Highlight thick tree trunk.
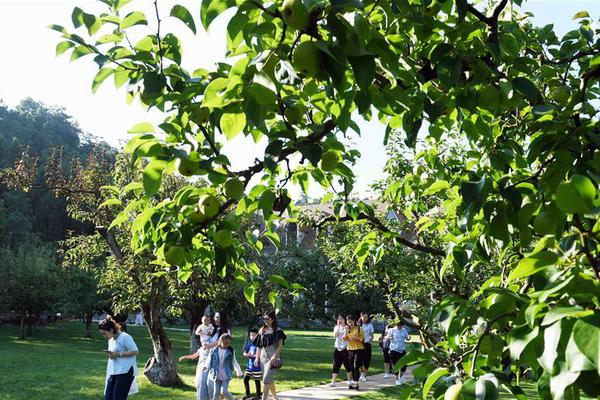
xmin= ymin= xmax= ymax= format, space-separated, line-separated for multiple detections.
xmin=188 ymin=300 xmax=209 ymax=353
xmin=84 ymin=312 xmax=93 ymax=338
xmin=142 ymin=298 xmax=182 ymax=387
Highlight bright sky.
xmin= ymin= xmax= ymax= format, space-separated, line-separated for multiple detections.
xmin=0 ymin=0 xmax=597 ymax=198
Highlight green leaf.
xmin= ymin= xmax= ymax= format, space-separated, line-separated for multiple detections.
xmin=509 ymin=324 xmax=539 ymax=360
xmin=99 ymin=198 xmax=121 ymax=208
xmin=555 ymin=174 xmax=596 ymax=214
xmin=55 ymin=41 xmax=75 ymax=56
xmin=573 ymin=11 xmax=590 ymax=19
xmin=243 ymin=285 xmax=255 ymax=305
xmin=170 ymin=5 xmax=196 ymax=34
xmin=422 ymin=367 xmax=449 ymax=399
xmin=512 ymin=77 xmax=539 ymax=103
xmin=573 ymin=316 xmax=600 ymax=373
xmin=143 ymin=159 xmax=166 ymax=196
xmin=349 ymin=56 xmax=376 ymax=90
xmin=508 ymin=251 xmax=559 ymax=281
xmin=423 ymin=180 xmax=450 ymax=196
xmin=92 ymin=67 xmax=114 ymax=94
xmin=200 ymin=0 xmax=236 ymax=30
xmin=71 ymin=7 xmax=84 ymax=28
xmin=128 ymin=122 xmax=156 ymax=134
xmin=121 ymin=11 xmax=147 ymax=29
xmin=268 ymin=274 xmax=290 ymax=289
xmin=220 ymin=111 xmax=246 ymax=140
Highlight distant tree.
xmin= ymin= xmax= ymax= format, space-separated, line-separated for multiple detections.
xmin=0 ymin=242 xmax=63 ymax=338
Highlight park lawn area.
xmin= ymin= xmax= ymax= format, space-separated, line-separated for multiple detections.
xmin=0 ymin=321 xmax=384 ymax=400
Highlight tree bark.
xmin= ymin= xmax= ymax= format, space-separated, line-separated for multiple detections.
xmin=142 ymin=297 xmax=182 ymax=387
xmin=20 ymin=314 xmax=26 ymax=339
xmin=188 ymin=300 xmax=209 ymax=353
xmin=84 ymin=312 xmax=93 ymax=338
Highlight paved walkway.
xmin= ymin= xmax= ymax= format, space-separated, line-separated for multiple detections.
xmin=278 ymin=369 xmax=414 ymax=400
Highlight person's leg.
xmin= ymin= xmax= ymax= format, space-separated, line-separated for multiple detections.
xmin=198 ymin=371 xmax=210 ymax=400
xmin=254 ymin=378 xmax=262 ymax=398
xmin=364 ymin=343 xmax=372 ymax=376
xmin=112 ymin=369 xmax=135 ymax=400
xmin=221 ymin=379 xmax=236 ymax=400
xmin=105 ymin=375 xmax=116 ymax=400
xmin=269 ymin=381 xmax=277 ymax=399
xmin=398 ymin=351 xmax=408 ymax=378
xmin=261 ymin=383 xmax=271 ymax=400
xmin=331 ymin=349 xmax=342 ymax=385
xmin=244 ymin=374 xmax=252 ymax=398
xmin=383 ymin=348 xmax=391 ymax=376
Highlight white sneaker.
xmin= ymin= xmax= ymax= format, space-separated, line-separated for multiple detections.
xmin=328 ymin=382 xmax=336 ymax=387
xmin=359 ymin=374 xmax=367 ymax=382
xmin=383 ymin=373 xmax=392 ymax=379
xmin=395 ymin=378 xmax=404 ymax=386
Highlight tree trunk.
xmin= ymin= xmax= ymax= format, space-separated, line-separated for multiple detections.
xmin=84 ymin=312 xmax=93 ymax=338
xmin=20 ymin=314 xmax=26 ymax=339
xmin=142 ymin=298 xmax=182 ymax=387
xmin=26 ymin=313 xmax=33 ymax=337
xmin=188 ymin=300 xmax=209 ymax=353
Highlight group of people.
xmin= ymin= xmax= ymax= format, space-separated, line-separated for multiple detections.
xmin=179 ymin=310 xmax=285 ymax=400
xmin=330 ymin=312 xmax=410 ymax=390
xmin=98 ymin=310 xmax=410 ymax=400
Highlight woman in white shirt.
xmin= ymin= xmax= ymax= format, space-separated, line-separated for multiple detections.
xmin=329 ymin=315 xmax=352 ymax=387
xmin=99 ymin=317 xmax=139 ymax=400
xmin=386 ymin=320 xmax=411 ymax=385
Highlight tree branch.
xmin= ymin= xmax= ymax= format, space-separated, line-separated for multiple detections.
xmin=316 ymin=212 xmax=446 ymax=257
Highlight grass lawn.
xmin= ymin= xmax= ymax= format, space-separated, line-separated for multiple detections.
xmin=0 ymin=321 xmax=385 ymax=400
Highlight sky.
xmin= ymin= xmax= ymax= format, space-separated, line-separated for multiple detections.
xmin=0 ymin=0 xmax=598 ymax=198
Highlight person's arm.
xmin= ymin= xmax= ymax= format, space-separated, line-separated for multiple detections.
xmin=178 ymin=352 xmax=200 ymax=362
xmin=333 ymin=326 xmax=338 ymax=338
xmin=271 ymin=338 xmax=283 ymax=362
xmin=254 ymin=346 xmax=261 ymax=366
xmin=108 ymin=334 xmax=139 ymax=359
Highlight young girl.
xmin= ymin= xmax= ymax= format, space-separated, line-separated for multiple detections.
xmin=207 ymin=334 xmax=242 ymax=400
xmin=242 ymin=328 xmax=262 ymax=400
xmin=342 ymin=315 xmax=364 ymax=391
xmin=99 ymin=317 xmax=139 ymax=400
xmin=329 ymin=315 xmax=352 ymax=387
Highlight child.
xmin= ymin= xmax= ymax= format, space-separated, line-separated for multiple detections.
xmin=242 ymin=328 xmax=262 ymax=400
xmin=196 ymin=315 xmax=215 ymax=344
xmin=207 ymin=334 xmax=242 ymax=400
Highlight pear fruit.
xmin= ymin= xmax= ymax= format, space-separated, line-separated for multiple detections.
xmin=281 ymin=0 xmax=309 ymax=32
xmin=177 ymin=158 xmax=200 ymax=177
xmin=284 ymin=103 xmax=306 ymax=124
xmin=320 ymin=150 xmax=339 ymax=171
xmin=198 ymin=194 xmax=221 ymax=219
xmin=292 ymin=41 xmax=322 ymax=78
xmin=164 ymin=246 xmax=185 ymax=266
xmin=214 ymin=229 xmax=233 ymax=248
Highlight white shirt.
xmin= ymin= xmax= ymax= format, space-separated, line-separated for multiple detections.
xmin=106 ymin=332 xmax=138 ymax=376
xmin=362 ymin=323 xmax=374 ymax=343
xmin=388 ymin=326 xmax=410 ymax=352
xmin=105 ymin=332 xmax=139 ymax=395
xmin=333 ymin=325 xmax=349 ymax=350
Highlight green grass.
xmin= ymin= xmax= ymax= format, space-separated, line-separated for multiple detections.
xmin=0 ymin=321 xmax=385 ymax=400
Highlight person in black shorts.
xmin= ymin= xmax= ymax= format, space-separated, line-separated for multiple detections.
xmin=378 ymin=323 xmax=393 ymax=379
xmin=358 ymin=312 xmax=374 ymax=382
xmin=329 ymin=315 xmax=353 ymax=387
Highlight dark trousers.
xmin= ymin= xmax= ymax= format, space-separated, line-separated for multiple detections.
xmin=244 ymin=374 xmax=261 ymax=397
xmin=105 ymin=367 xmax=134 ymax=400
xmin=348 ymin=349 xmax=364 ymax=382
xmin=363 ymin=343 xmax=372 ymax=369
xmin=390 ymin=350 xmax=407 ymax=376
xmin=332 ymin=348 xmax=352 ymax=374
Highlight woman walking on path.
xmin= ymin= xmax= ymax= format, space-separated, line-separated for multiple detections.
xmin=242 ymin=328 xmax=262 ymax=400
xmin=387 ymin=320 xmax=411 ymax=385
xmin=329 ymin=315 xmax=352 ymax=387
xmin=359 ymin=312 xmax=374 ymax=382
xmin=254 ymin=310 xmax=286 ymax=400
xmin=343 ymin=315 xmax=364 ymax=391
xmin=99 ymin=317 xmax=139 ymax=400
xmin=207 ymin=334 xmax=243 ymax=400
xmin=378 ymin=323 xmax=393 ymax=379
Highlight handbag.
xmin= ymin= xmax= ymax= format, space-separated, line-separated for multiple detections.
xmin=270 ymin=357 xmax=283 ymax=369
